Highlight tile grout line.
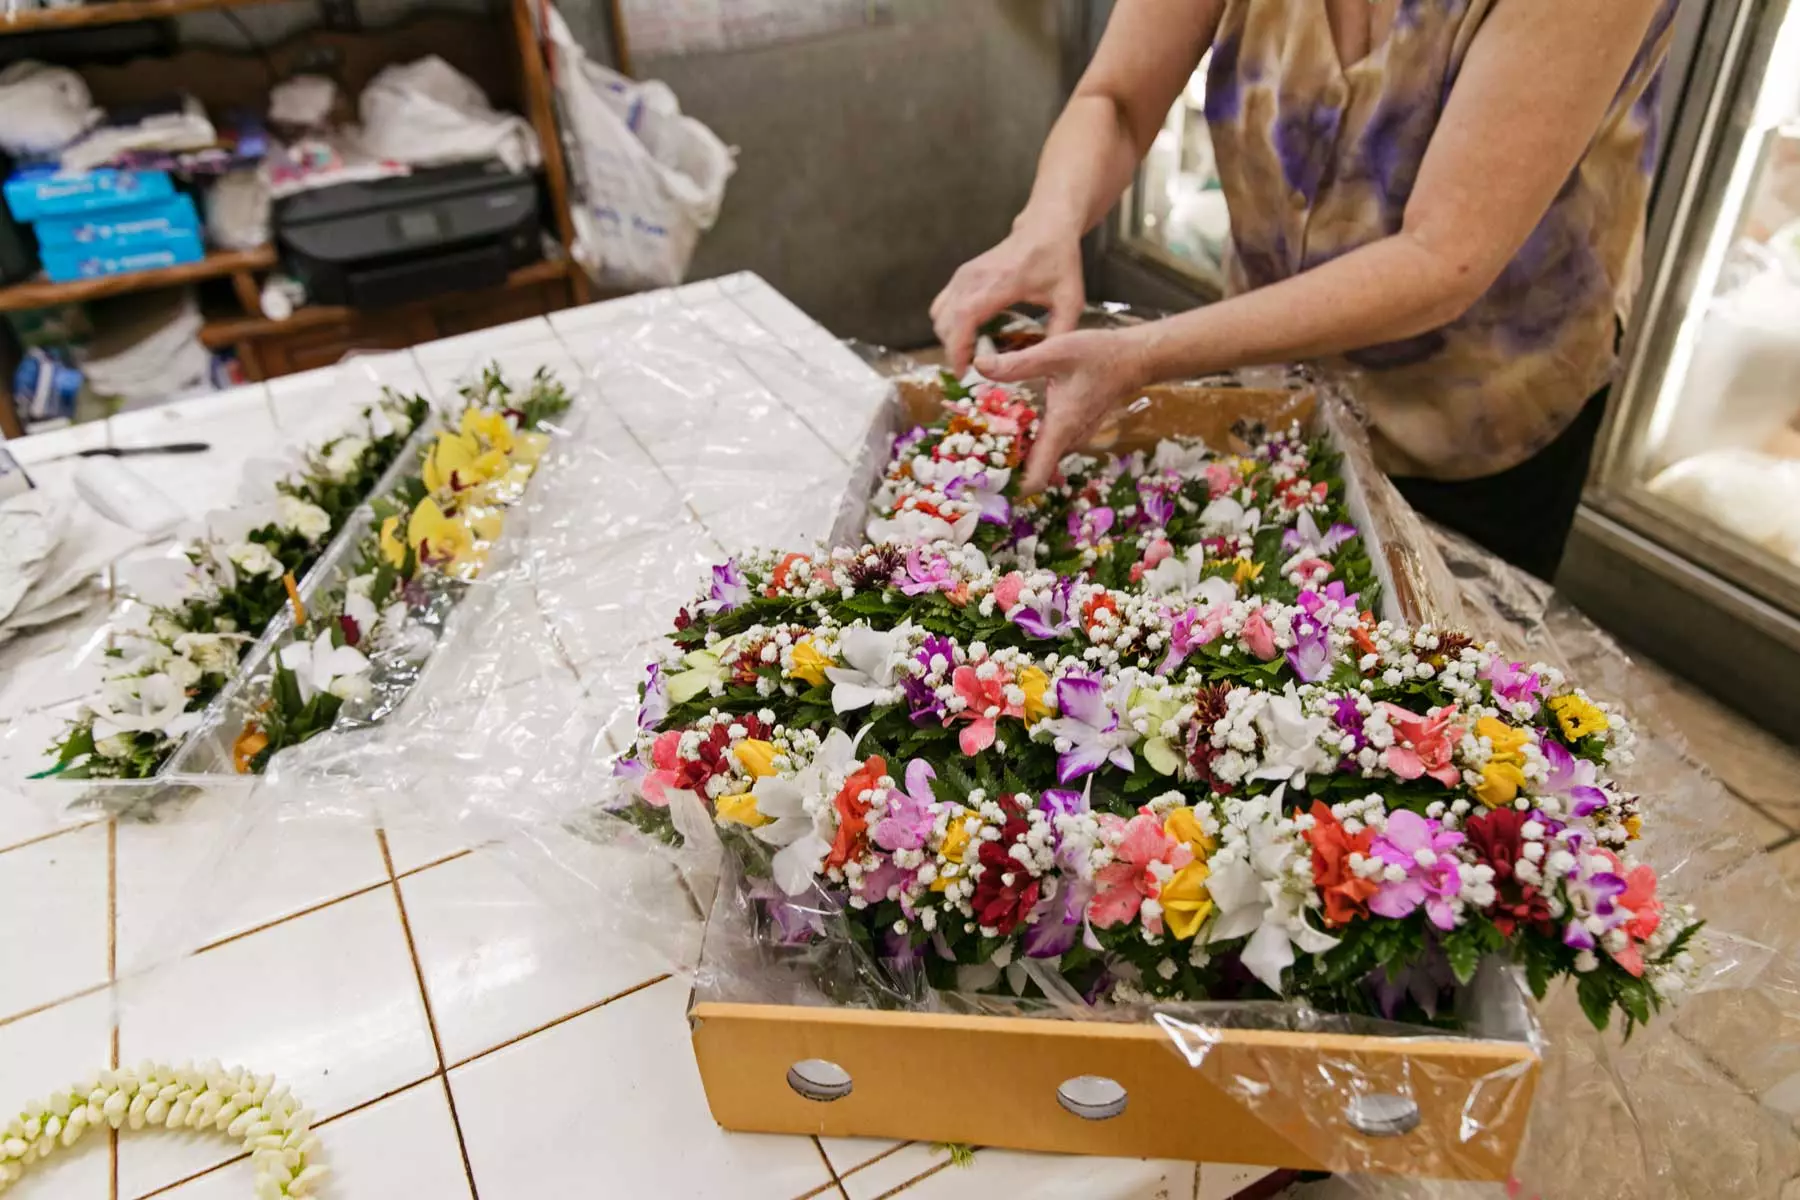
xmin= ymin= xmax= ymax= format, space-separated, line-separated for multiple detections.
xmin=0 ymin=817 xmax=105 ymax=861
xmin=442 ymin=973 xmax=672 ymax=1071
xmin=376 ymin=830 xmax=481 ymax=1200
xmin=807 ymin=1135 xmax=852 ymax=1200
xmin=835 ymin=1141 xmax=913 ymax=1182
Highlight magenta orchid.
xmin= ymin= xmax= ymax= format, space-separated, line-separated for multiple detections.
xmin=1010 ymin=576 xmax=1075 ymax=640
xmin=1160 ymin=604 xmax=1225 ymax=675
xmin=1068 ymin=505 xmax=1116 ymax=549
xmin=900 ymin=549 xmax=956 ymax=597
xmin=1368 ymin=810 xmax=1466 ymax=931
xmin=1040 ymin=673 xmax=1136 ymax=783
xmin=873 ymin=759 xmax=939 ymax=852
xmin=1541 ymin=739 xmax=1609 ymax=818
xmin=1483 ymin=659 xmax=1546 ymax=710
xmin=1285 ymin=614 xmax=1333 ymax=683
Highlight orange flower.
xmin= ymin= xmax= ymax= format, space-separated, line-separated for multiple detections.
xmin=1082 ymin=591 xmax=1120 ymax=635
xmin=768 ymin=552 xmax=810 ymax=596
xmin=824 ymin=755 xmax=888 ymax=872
xmin=233 ymin=722 xmax=269 ymax=774
xmin=1304 ymin=800 xmax=1380 ymax=927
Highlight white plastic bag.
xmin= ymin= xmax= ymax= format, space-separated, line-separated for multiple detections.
xmin=358 ymin=56 xmax=542 ymax=174
xmin=543 ymin=5 xmax=735 ymax=289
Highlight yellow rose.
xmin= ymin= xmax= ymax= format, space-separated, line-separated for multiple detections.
xmin=733 ymin=739 xmax=778 ymax=779
xmin=1018 ymin=666 xmax=1053 ymax=725
xmin=1476 ymin=716 xmax=1529 ymax=765
xmin=1474 ymin=760 xmax=1528 ymax=809
xmin=931 ymin=811 xmax=979 ymax=893
xmin=788 ymin=640 xmax=831 ymax=687
xmin=1160 ymin=862 xmax=1214 ymax=942
xmin=714 ymin=793 xmax=771 ymax=828
xmin=1163 ymin=806 xmax=1215 ymax=855
xmin=1549 ymin=694 xmax=1608 ymax=741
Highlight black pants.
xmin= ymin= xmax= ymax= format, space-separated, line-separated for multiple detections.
xmin=1390 ymin=388 xmax=1608 ymax=583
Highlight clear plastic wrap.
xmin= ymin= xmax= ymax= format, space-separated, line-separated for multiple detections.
xmin=92 ymin=282 xmax=1800 ymax=1195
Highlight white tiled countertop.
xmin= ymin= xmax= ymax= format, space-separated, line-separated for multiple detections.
xmin=0 ymin=276 xmax=1279 ymax=1200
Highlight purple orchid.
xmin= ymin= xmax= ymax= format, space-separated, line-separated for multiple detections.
xmin=748 ymin=879 xmax=827 ymax=945
xmin=873 ymin=760 xmax=938 ymax=852
xmin=638 ymin=663 xmax=669 ymax=731
xmin=1136 ymin=475 xmax=1178 ymax=529
xmin=1330 ymin=697 xmax=1369 ymax=753
xmin=881 ymin=925 xmax=927 ymax=972
xmin=1541 ymin=739 xmax=1609 ymax=818
xmin=1297 ymin=580 xmax=1361 ymax=617
xmin=704 ymin=559 xmax=749 ymax=613
xmin=1282 ymin=508 xmax=1357 ymax=556
xmin=1011 ymin=576 xmax=1075 ymax=640
xmin=1022 ymin=877 xmax=1094 ymax=958
xmin=1483 ymin=659 xmax=1545 ymax=709
xmin=900 ymin=675 xmax=945 ymax=725
xmin=1286 ymin=615 xmax=1333 ymax=683
xmin=900 ymin=549 xmax=956 ymax=597
xmin=1159 ymin=604 xmax=1224 ymax=676
xmin=1561 ymin=847 xmax=1628 ymax=951
xmin=1041 ymin=673 xmax=1136 ymax=784
xmin=1368 ymin=810 xmax=1465 ymax=931
xmin=945 ymin=470 xmax=1012 ymax=526
xmin=1038 ymin=787 xmax=1089 ymax=819
xmin=892 ymin=425 xmax=928 ymax=457
xmin=1067 ymin=506 xmax=1116 ymax=549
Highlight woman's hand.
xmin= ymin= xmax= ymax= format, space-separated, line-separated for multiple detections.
xmin=930 ymin=221 xmax=1086 ymax=374
xmin=976 ymin=327 xmax=1154 ymax=494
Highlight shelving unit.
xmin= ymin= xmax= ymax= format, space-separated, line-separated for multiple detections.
xmin=0 ymin=0 xmax=587 ymax=439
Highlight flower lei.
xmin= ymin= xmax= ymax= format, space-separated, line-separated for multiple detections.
xmin=621 ymin=380 xmax=1704 ymax=1035
xmin=38 ymin=390 xmax=431 ymax=782
xmin=0 ymin=1062 xmax=323 ymax=1196
xmin=231 ymin=366 xmax=574 ymax=775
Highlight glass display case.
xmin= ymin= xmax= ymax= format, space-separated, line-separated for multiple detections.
xmin=1563 ymin=0 xmax=1800 ymax=741
xmin=1116 ymin=56 xmax=1228 ymax=293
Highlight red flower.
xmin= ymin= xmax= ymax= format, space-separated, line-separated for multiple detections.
xmin=824 ymin=755 xmax=887 ymax=872
xmin=1082 ymin=591 xmax=1120 ymax=635
xmin=767 ymin=552 xmax=809 ymax=596
xmin=1304 ymin=801 xmax=1379 ymax=927
xmin=672 ymin=715 xmax=771 ymax=795
xmin=969 ymin=796 xmax=1040 ymax=935
xmin=1464 ymin=809 xmax=1553 ymax=936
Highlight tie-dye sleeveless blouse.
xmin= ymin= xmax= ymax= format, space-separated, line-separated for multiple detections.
xmin=1204 ymin=0 xmax=1675 ymax=479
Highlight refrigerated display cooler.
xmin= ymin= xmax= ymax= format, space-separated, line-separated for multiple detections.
xmin=1561 ymin=0 xmax=1800 ymax=742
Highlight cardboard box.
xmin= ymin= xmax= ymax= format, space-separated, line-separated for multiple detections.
xmin=690 ymin=376 xmax=1539 ymax=1179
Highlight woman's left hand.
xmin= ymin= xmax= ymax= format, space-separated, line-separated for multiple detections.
xmin=976 ymin=328 xmax=1154 ymax=494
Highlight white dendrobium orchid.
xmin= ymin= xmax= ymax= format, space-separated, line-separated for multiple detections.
xmin=750 ymin=727 xmax=860 ymax=895
xmin=825 ymin=622 xmax=916 ymax=713
xmin=321 ymin=435 xmax=371 ymax=482
xmin=1204 ymin=787 xmax=1340 ymax=994
xmin=277 ymin=633 xmax=372 ymax=704
xmin=225 ymin=540 xmax=283 ymax=580
xmin=1198 ymin=494 xmax=1260 ymax=538
xmin=172 ymin=632 xmax=241 ymax=675
xmin=1248 ymin=684 xmax=1335 ymax=787
xmin=1151 ymin=438 xmax=1212 ymax=474
xmin=88 ymin=674 xmax=201 ymax=743
xmin=275 ymin=495 xmax=332 ymax=543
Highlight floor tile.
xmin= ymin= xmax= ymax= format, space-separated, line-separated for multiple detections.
xmin=452 ymin=978 xmax=831 ymax=1200
xmin=154 ymin=1078 xmax=473 ymax=1200
xmin=402 ymin=841 xmax=698 ymax=1066
xmin=0 ymin=992 xmax=115 ymax=1199
xmin=385 ymin=825 xmax=473 ymax=876
xmin=114 ymin=788 xmax=389 ymax=970
xmin=830 ymin=1141 xmax=954 ymax=1199
xmin=0 ymin=822 xmax=109 ymax=1021
xmin=0 ymin=702 xmax=107 ymax=849
xmin=115 ymin=889 xmax=438 ymax=1197
xmin=886 ymin=1147 xmax=1197 ymax=1200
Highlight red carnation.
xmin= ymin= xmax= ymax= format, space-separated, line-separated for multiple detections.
xmin=1463 ymin=808 xmax=1554 ymax=936
xmin=969 ymin=796 xmax=1041 ymax=936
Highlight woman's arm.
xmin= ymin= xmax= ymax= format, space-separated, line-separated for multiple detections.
xmin=986 ymin=0 xmax=1666 ymax=491
xmin=930 ymin=0 xmax=1221 ymax=370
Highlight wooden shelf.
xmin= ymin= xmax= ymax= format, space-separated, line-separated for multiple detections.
xmin=198 ymin=258 xmax=576 ymax=348
xmin=0 ymin=245 xmax=275 ymax=312
xmin=0 ymin=0 xmax=284 ymax=34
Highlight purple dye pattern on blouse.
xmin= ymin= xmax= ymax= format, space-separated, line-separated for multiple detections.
xmin=1204 ymin=0 xmax=1675 ymax=481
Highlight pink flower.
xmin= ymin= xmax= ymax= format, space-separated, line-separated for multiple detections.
xmin=1368 ymin=810 xmax=1466 ymax=930
xmin=993 ymin=571 xmax=1025 ymax=613
xmin=949 ymin=663 xmax=1021 ymax=756
xmin=641 ymin=729 xmax=684 ymax=807
xmin=1482 ymin=659 xmax=1545 ymax=709
xmin=1242 ymin=608 xmax=1280 ymax=661
xmin=1203 ymin=462 xmax=1239 ymax=498
xmin=1599 ymin=850 xmax=1663 ymax=977
xmin=1143 ymin=539 xmax=1173 ymax=568
xmin=1088 ymin=812 xmax=1191 ymax=935
xmin=1381 ymin=703 xmax=1462 ymax=787
xmin=873 ymin=760 xmax=938 ymax=852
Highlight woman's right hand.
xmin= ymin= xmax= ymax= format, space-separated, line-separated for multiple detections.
xmin=929 ymin=219 xmax=1087 ymax=373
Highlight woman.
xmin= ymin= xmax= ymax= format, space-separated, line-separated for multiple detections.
xmin=932 ymin=0 xmax=1676 ymax=580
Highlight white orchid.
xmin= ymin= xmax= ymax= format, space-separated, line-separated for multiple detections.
xmin=277 ymin=633 xmax=372 ymax=705
xmin=866 ymin=507 xmax=979 ymax=547
xmin=1198 ymin=494 xmax=1261 ymax=539
xmin=88 ymin=674 xmax=200 ymax=743
xmin=825 ymin=622 xmax=916 ymax=713
xmin=750 ymin=728 xmax=861 ymax=895
xmin=342 ymin=592 xmax=433 ymax=661
xmin=1151 ymin=438 xmax=1212 ymax=474
xmin=226 ymin=541 xmax=283 ymax=581
xmin=1141 ymin=549 xmax=1238 ymax=608
xmin=276 ymin=496 xmax=332 ymax=543
xmin=320 ymin=436 xmax=370 ymax=482
xmin=171 ymin=632 xmax=241 ymax=675
xmin=1205 ymin=787 xmax=1340 ymax=994
xmin=1247 ymin=684 xmax=1336 ymax=787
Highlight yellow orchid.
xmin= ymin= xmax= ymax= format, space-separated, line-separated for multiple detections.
xmin=930 ymin=810 xmax=980 ymax=893
xmin=1232 ymin=557 xmax=1263 ymax=585
xmin=1624 ymin=813 xmax=1642 ymax=840
xmin=460 ymin=407 xmax=516 ymax=455
xmin=714 ymin=792 xmax=771 ymax=828
xmin=1133 ymin=689 xmax=1186 ymax=776
xmin=463 ymin=506 xmax=505 ymax=544
xmin=1549 ymin=694 xmax=1608 ymax=741
xmin=787 ymin=640 xmax=831 ymax=687
xmin=1163 ymin=806 xmax=1215 ymax=856
xmin=422 ymin=431 xmax=509 ymax=495
xmin=407 ymin=498 xmax=485 ymax=578
xmin=733 ymin=739 xmax=779 ymax=779
xmin=1018 ymin=666 xmax=1053 ymax=725
xmin=509 ymin=430 xmax=550 ymax=466
xmin=379 ymin=515 xmax=406 ymax=568
xmin=1475 ymin=760 xmax=1529 ymax=808
xmin=1161 ymin=861 xmax=1214 ymax=941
